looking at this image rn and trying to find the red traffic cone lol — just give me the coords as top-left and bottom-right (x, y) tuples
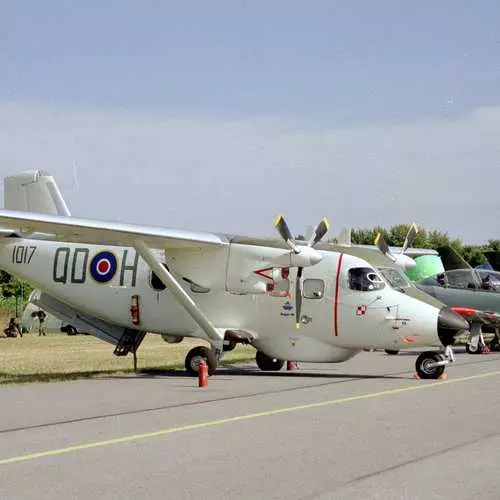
(198, 359), (208, 387)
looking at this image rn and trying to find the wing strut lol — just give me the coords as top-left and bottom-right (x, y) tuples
(133, 240), (223, 346)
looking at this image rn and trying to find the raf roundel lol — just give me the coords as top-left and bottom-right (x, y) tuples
(90, 251), (118, 283)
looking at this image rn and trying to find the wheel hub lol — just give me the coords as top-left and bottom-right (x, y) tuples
(421, 358), (435, 375)
(190, 355), (204, 371)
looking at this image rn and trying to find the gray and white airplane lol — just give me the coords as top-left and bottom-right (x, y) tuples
(0, 171), (468, 379)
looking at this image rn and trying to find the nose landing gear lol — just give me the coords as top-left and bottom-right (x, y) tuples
(415, 345), (455, 380)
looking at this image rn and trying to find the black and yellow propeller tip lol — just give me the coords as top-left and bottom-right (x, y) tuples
(273, 214), (284, 227)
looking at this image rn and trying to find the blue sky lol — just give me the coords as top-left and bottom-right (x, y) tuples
(1, 1), (500, 242)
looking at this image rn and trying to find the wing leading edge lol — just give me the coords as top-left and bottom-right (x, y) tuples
(0, 209), (229, 249)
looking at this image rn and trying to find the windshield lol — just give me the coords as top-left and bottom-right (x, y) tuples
(348, 267), (385, 291)
(379, 267), (412, 290)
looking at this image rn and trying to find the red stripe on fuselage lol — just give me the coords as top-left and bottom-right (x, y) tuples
(334, 253), (344, 336)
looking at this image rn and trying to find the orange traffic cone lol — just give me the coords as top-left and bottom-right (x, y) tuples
(198, 359), (208, 387)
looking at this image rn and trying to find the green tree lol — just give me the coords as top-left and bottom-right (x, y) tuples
(0, 271), (33, 316)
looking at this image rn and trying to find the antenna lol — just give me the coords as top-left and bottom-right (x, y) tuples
(72, 162), (80, 191)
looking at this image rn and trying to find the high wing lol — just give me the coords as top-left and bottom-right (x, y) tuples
(353, 244), (438, 257)
(0, 209), (229, 249)
(0, 209), (230, 345)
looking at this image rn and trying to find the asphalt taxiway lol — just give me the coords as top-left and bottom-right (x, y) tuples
(1, 348), (500, 499)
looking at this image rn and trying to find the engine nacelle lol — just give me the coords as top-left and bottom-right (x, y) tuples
(394, 254), (417, 271)
(272, 247), (322, 268)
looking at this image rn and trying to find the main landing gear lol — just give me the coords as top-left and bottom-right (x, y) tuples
(185, 346), (219, 377)
(465, 323), (489, 354)
(415, 345), (455, 379)
(255, 350), (285, 371)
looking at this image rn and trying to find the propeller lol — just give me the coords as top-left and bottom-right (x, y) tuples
(401, 223), (419, 254)
(274, 215), (330, 329)
(374, 223), (419, 271)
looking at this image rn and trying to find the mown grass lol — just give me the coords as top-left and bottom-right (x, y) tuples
(0, 333), (256, 385)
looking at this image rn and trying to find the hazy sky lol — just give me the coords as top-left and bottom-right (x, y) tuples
(1, 1), (499, 243)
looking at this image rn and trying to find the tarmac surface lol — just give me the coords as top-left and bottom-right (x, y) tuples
(1, 347), (500, 499)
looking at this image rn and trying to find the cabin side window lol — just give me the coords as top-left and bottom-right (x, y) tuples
(348, 267), (385, 292)
(303, 279), (324, 299)
(150, 263), (168, 291)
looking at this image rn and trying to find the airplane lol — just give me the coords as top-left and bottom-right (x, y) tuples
(0, 171), (470, 379)
(414, 246), (500, 354)
(373, 233), (500, 355)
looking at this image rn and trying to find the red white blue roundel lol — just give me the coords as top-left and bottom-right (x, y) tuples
(90, 251), (117, 283)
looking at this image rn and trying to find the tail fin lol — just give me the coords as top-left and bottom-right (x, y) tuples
(4, 170), (71, 216)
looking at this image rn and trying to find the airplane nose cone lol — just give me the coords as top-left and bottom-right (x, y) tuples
(437, 306), (469, 346)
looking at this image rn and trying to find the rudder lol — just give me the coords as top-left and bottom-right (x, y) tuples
(4, 170), (71, 215)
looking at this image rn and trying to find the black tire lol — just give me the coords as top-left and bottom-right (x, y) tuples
(465, 342), (481, 354)
(385, 349), (400, 355)
(223, 340), (237, 352)
(255, 350), (285, 371)
(62, 325), (78, 336)
(415, 351), (445, 379)
(185, 346), (217, 376)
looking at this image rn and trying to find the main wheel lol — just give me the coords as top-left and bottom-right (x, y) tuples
(61, 324), (78, 336)
(185, 346), (217, 376)
(466, 342), (481, 354)
(385, 349), (400, 355)
(415, 351), (445, 379)
(255, 351), (285, 371)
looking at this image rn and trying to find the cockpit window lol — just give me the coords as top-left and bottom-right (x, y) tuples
(433, 269), (500, 291)
(379, 267), (412, 290)
(348, 267), (385, 291)
(477, 270), (500, 291)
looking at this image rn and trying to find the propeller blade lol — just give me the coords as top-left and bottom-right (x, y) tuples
(401, 223), (419, 254)
(374, 232), (397, 263)
(295, 267), (304, 329)
(308, 217), (330, 247)
(274, 214), (299, 253)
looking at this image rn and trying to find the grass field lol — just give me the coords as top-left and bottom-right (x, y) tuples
(0, 333), (256, 385)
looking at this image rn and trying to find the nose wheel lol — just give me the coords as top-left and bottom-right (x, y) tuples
(415, 346), (454, 380)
